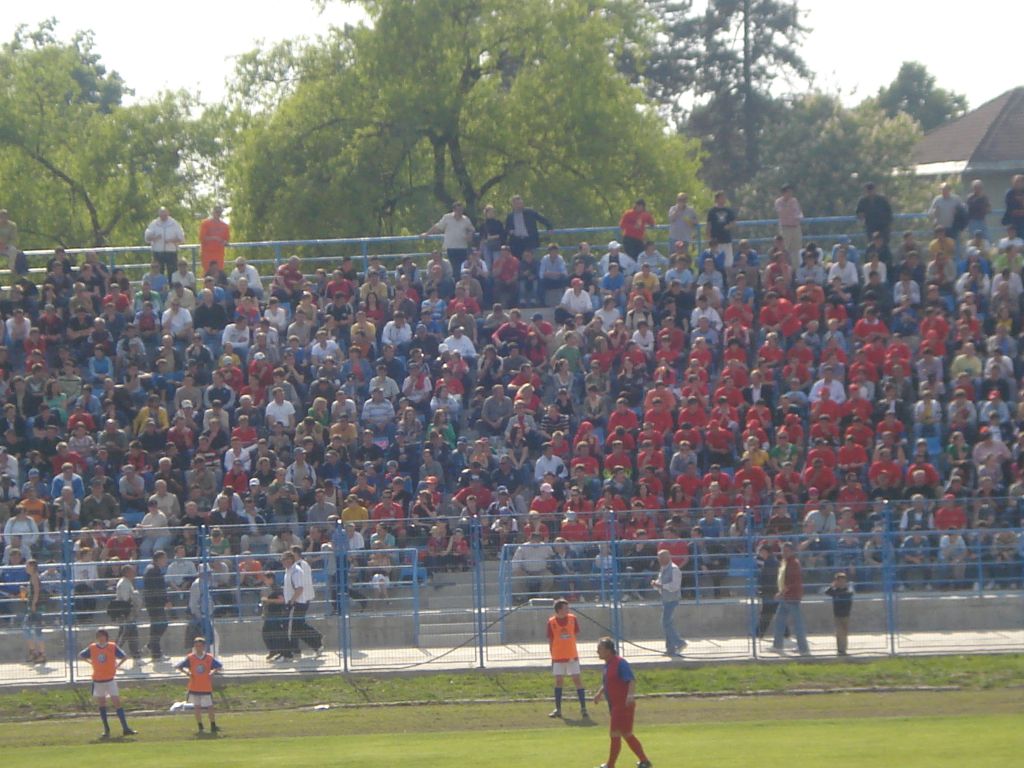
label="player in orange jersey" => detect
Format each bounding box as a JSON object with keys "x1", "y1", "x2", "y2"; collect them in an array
[
  {"x1": 546, "y1": 598, "x2": 588, "y2": 719},
  {"x1": 79, "y1": 628, "x2": 137, "y2": 739},
  {"x1": 175, "y1": 636, "x2": 223, "y2": 734}
]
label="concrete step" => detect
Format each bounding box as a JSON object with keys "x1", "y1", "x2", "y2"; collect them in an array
[{"x1": 416, "y1": 633, "x2": 503, "y2": 647}]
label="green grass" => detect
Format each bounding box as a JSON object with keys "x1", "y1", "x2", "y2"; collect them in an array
[
  {"x1": 2, "y1": 653, "x2": 1021, "y2": 721},
  {"x1": 1, "y1": 693, "x2": 1021, "y2": 767}
]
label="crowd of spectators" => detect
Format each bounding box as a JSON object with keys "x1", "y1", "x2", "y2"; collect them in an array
[{"x1": 2, "y1": 176, "x2": 1024, "y2": 622}]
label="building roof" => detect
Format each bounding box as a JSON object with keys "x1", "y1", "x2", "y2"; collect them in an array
[{"x1": 912, "y1": 87, "x2": 1024, "y2": 175}]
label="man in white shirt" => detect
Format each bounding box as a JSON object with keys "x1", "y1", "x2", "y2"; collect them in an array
[
  {"x1": 161, "y1": 299, "x2": 193, "y2": 343},
  {"x1": 651, "y1": 550, "x2": 685, "y2": 655},
  {"x1": 557, "y1": 278, "x2": 593, "y2": 323},
  {"x1": 265, "y1": 387, "x2": 297, "y2": 431},
  {"x1": 282, "y1": 550, "x2": 322, "y2": 657},
  {"x1": 221, "y1": 317, "x2": 252, "y2": 362},
  {"x1": 228, "y1": 257, "x2": 263, "y2": 298},
  {"x1": 775, "y1": 184, "x2": 804, "y2": 268},
  {"x1": 442, "y1": 326, "x2": 477, "y2": 363},
  {"x1": 381, "y1": 311, "x2": 413, "y2": 352},
  {"x1": 809, "y1": 365, "x2": 847, "y2": 404},
  {"x1": 422, "y1": 202, "x2": 475, "y2": 276},
  {"x1": 144, "y1": 206, "x2": 185, "y2": 280},
  {"x1": 668, "y1": 193, "x2": 699, "y2": 250}
]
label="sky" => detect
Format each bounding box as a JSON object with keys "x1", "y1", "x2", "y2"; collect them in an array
[{"x1": 0, "y1": 1, "x2": 1017, "y2": 111}]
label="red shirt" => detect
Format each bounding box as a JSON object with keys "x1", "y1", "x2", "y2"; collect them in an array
[
  {"x1": 619, "y1": 209, "x2": 655, "y2": 240},
  {"x1": 607, "y1": 409, "x2": 639, "y2": 435}
]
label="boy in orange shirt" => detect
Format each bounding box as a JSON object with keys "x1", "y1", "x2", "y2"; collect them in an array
[
  {"x1": 546, "y1": 599, "x2": 588, "y2": 720},
  {"x1": 176, "y1": 637, "x2": 223, "y2": 734},
  {"x1": 79, "y1": 628, "x2": 137, "y2": 739}
]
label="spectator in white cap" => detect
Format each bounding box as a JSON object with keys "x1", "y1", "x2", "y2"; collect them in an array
[{"x1": 599, "y1": 240, "x2": 637, "y2": 277}]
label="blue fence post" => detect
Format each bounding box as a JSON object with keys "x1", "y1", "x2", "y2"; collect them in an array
[
  {"x1": 746, "y1": 527, "x2": 758, "y2": 660},
  {"x1": 332, "y1": 526, "x2": 350, "y2": 673},
  {"x1": 883, "y1": 529, "x2": 897, "y2": 656},
  {"x1": 470, "y1": 517, "x2": 486, "y2": 669},
  {"x1": 198, "y1": 532, "x2": 214, "y2": 650},
  {"x1": 361, "y1": 239, "x2": 370, "y2": 277},
  {"x1": 273, "y1": 243, "x2": 283, "y2": 270},
  {"x1": 62, "y1": 529, "x2": 76, "y2": 682},
  {"x1": 609, "y1": 517, "x2": 623, "y2": 647},
  {"x1": 974, "y1": 531, "x2": 985, "y2": 593}
]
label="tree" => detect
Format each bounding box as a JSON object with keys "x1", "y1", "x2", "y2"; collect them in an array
[
  {"x1": 227, "y1": 0, "x2": 706, "y2": 241},
  {"x1": 737, "y1": 94, "x2": 925, "y2": 219},
  {"x1": 645, "y1": 0, "x2": 810, "y2": 190},
  {"x1": 876, "y1": 62, "x2": 968, "y2": 132},
  {"x1": 0, "y1": 21, "x2": 211, "y2": 249}
]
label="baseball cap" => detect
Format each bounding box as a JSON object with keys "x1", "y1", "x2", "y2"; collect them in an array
[
  {"x1": 540, "y1": 482, "x2": 553, "y2": 493},
  {"x1": 608, "y1": 240, "x2": 621, "y2": 249}
]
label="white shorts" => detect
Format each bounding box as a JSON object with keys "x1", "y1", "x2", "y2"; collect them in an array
[
  {"x1": 552, "y1": 659, "x2": 581, "y2": 677},
  {"x1": 92, "y1": 681, "x2": 119, "y2": 699},
  {"x1": 187, "y1": 692, "x2": 214, "y2": 708}
]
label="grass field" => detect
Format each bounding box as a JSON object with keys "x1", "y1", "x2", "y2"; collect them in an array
[
  {"x1": 3, "y1": 653, "x2": 1022, "y2": 720},
  {"x1": 2, "y1": 689, "x2": 1021, "y2": 767}
]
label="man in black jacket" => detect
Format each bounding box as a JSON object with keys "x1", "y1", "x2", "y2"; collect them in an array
[
  {"x1": 143, "y1": 551, "x2": 171, "y2": 661},
  {"x1": 505, "y1": 195, "x2": 552, "y2": 257}
]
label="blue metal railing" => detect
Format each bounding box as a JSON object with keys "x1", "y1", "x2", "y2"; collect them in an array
[{"x1": 9, "y1": 210, "x2": 1006, "y2": 288}]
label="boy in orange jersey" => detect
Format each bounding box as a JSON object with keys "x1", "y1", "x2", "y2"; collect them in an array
[
  {"x1": 175, "y1": 637, "x2": 223, "y2": 734},
  {"x1": 79, "y1": 628, "x2": 137, "y2": 739},
  {"x1": 546, "y1": 598, "x2": 588, "y2": 720}
]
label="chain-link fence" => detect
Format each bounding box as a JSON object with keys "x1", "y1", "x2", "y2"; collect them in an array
[{"x1": 1, "y1": 513, "x2": 1022, "y2": 683}]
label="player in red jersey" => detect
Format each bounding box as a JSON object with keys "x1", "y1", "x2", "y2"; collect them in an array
[
  {"x1": 79, "y1": 628, "x2": 137, "y2": 739},
  {"x1": 593, "y1": 637, "x2": 652, "y2": 768}
]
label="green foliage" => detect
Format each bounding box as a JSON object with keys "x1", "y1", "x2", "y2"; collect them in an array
[
  {"x1": 0, "y1": 21, "x2": 211, "y2": 249},
  {"x1": 645, "y1": 0, "x2": 810, "y2": 191},
  {"x1": 227, "y1": 0, "x2": 705, "y2": 241},
  {"x1": 738, "y1": 94, "x2": 927, "y2": 218},
  {"x1": 875, "y1": 61, "x2": 969, "y2": 132}
]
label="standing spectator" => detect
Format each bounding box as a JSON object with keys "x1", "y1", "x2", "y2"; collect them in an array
[
  {"x1": 855, "y1": 182, "x2": 893, "y2": 243},
  {"x1": 504, "y1": 194, "x2": 552, "y2": 258},
  {"x1": 771, "y1": 541, "x2": 810, "y2": 656},
  {"x1": 282, "y1": 550, "x2": 323, "y2": 657},
  {"x1": 755, "y1": 543, "x2": 780, "y2": 638},
  {"x1": 825, "y1": 571, "x2": 854, "y2": 656},
  {"x1": 142, "y1": 551, "x2": 171, "y2": 662},
  {"x1": 618, "y1": 199, "x2": 655, "y2": 260},
  {"x1": 965, "y1": 180, "x2": 991, "y2": 241},
  {"x1": 775, "y1": 184, "x2": 804, "y2": 268},
  {"x1": 478, "y1": 203, "x2": 506, "y2": 268},
  {"x1": 928, "y1": 182, "x2": 964, "y2": 235},
  {"x1": 667, "y1": 193, "x2": 699, "y2": 253},
  {"x1": 0, "y1": 208, "x2": 20, "y2": 274},
  {"x1": 650, "y1": 549, "x2": 685, "y2": 656},
  {"x1": 422, "y1": 201, "x2": 475, "y2": 276},
  {"x1": 144, "y1": 206, "x2": 186, "y2": 280},
  {"x1": 707, "y1": 191, "x2": 738, "y2": 268},
  {"x1": 1003, "y1": 174, "x2": 1024, "y2": 236},
  {"x1": 198, "y1": 204, "x2": 230, "y2": 275},
  {"x1": 112, "y1": 563, "x2": 143, "y2": 662}
]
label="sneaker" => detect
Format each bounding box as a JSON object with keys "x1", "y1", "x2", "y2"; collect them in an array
[
  {"x1": 265, "y1": 652, "x2": 279, "y2": 661},
  {"x1": 98, "y1": 732, "x2": 111, "y2": 740},
  {"x1": 548, "y1": 708, "x2": 562, "y2": 718},
  {"x1": 580, "y1": 709, "x2": 590, "y2": 719},
  {"x1": 637, "y1": 761, "x2": 654, "y2": 768},
  {"x1": 122, "y1": 728, "x2": 138, "y2": 736},
  {"x1": 210, "y1": 724, "x2": 221, "y2": 734},
  {"x1": 197, "y1": 723, "x2": 205, "y2": 732}
]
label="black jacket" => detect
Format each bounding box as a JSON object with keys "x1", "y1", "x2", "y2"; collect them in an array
[{"x1": 504, "y1": 208, "x2": 552, "y2": 250}]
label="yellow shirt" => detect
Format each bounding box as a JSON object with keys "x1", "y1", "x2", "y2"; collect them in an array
[{"x1": 341, "y1": 503, "x2": 368, "y2": 524}]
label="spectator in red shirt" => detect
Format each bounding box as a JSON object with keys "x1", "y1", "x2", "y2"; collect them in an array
[{"x1": 618, "y1": 199, "x2": 655, "y2": 259}]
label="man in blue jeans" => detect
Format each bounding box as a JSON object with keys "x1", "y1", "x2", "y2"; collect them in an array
[
  {"x1": 771, "y1": 541, "x2": 811, "y2": 656},
  {"x1": 651, "y1": 549, "x2": 685, "y2": 656}
]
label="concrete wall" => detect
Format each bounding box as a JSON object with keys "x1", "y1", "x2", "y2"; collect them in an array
[{"x1": 3, "y1": 593, "x2": 1021, "y2": 662}]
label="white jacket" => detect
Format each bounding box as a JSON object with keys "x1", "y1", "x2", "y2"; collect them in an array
[{"x1": 145, "y1": 217, "x2": 185, "y2": 252}]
